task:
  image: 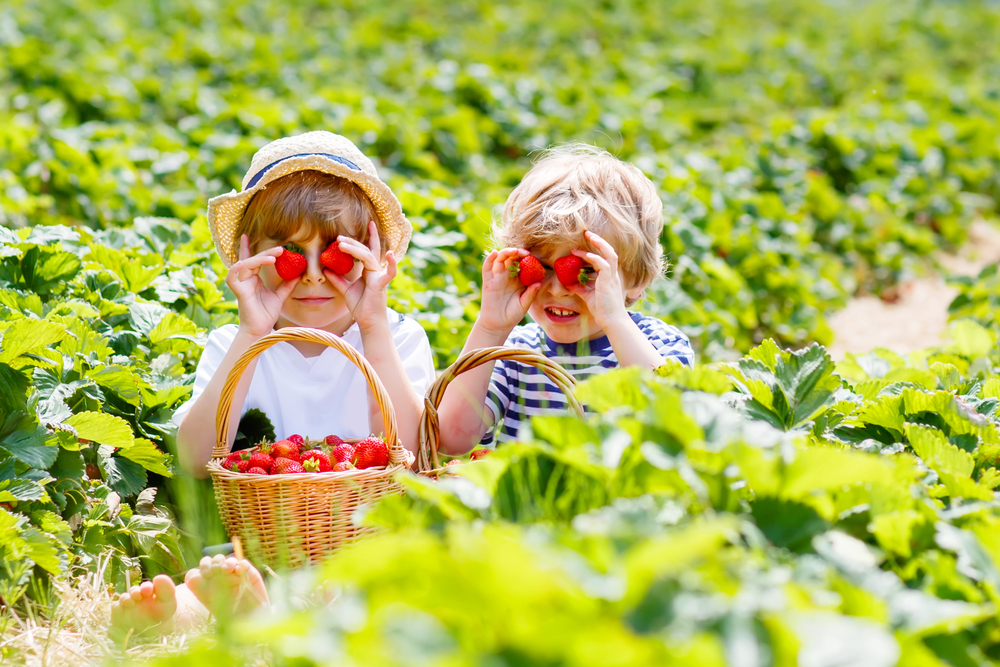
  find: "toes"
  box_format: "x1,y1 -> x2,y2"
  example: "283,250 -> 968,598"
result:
119,593 -> 135,609
129,586 -> 144,603
139,580 -> 155,599
152,574 -> 177,604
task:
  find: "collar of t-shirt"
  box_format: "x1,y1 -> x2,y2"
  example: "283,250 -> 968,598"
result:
538,311 -> 643,358
272,308 -> 404,363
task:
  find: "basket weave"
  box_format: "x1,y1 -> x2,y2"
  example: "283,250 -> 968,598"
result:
417,347 -> 585,474
207,327 -> 407,568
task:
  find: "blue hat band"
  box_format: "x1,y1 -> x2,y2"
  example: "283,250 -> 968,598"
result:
245,153 -> 362,189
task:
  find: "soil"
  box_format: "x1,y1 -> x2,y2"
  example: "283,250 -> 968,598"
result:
827,220 -> 1000,360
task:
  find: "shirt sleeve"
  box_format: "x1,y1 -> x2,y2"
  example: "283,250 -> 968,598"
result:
392,317 -> 437,398
639,316 -> 696,367
170,325 -> 238,428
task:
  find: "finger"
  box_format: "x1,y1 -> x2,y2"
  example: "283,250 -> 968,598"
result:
482,250 -> 499,279
584,231 -> 619,261
326,272 -> 350,296
381,250 -> 397,287
572,249 -> 612,272
366,220 -> 382,258
518,282 -> 542,309
495,247 -> 526,274
337,236 -> 381,272
274,275 -> 301,302
239,235 -> 250,262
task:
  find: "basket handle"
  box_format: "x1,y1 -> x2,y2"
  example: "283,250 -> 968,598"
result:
211,327 -> 402,464
417,347 -> 584,472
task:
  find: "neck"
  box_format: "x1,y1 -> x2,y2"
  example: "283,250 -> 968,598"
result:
274,311 -> 357,357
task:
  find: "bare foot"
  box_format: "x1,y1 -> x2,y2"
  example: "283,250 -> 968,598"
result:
185,555 -> 269,617
109,574 -> 177,639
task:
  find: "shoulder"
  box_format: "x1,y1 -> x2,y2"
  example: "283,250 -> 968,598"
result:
204,324 -> 240,351
630,312 -> 689,342
387,309 -> 430,342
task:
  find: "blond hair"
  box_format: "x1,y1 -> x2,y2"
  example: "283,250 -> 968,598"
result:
493,144 -> 665,304
235,170 -> 384,258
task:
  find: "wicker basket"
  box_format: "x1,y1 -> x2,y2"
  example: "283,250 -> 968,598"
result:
207,327 -> 408,568
416,346 -> 586,474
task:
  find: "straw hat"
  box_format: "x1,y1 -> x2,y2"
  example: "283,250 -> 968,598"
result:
208,131 -> 411,267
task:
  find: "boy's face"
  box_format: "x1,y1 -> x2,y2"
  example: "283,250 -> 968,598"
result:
526,242 -> 630,344
256,232 -> 366,334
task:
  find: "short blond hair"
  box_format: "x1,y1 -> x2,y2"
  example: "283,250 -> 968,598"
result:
236,170 -> 385,259
493,145 -> 665,304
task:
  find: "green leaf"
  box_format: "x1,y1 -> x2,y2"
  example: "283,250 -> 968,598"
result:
0,478 -> 46,502
104,456 -> 148,497
774,343 -> 840,427
19,246 -> 82,296
0,318 -> 67,364
119,438 -> 172,477
575,366 -> 649,412
65,411 -> 135,449
147,311 -> 200,347
128,300 -> 169,336
86,365 -> 148,406
751,497 -> 828,550
0,362 -> 29,417
948,319 -> 994,358
0,418 -> 58,469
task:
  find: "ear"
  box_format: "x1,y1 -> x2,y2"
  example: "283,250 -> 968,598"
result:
625,282 -> 646,302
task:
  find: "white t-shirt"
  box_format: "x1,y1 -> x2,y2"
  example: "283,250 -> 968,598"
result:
172,310 -> 435,441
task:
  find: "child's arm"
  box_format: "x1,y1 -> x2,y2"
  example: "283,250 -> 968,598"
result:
176,236 -> 299,476
569,230 -> 670,369
329,222 -> 424,454
435,248 -> 542,455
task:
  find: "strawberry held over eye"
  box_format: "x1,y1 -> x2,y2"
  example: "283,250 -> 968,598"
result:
320,241 -> 357,275
554,256 -> 591,287
274,244 -> 307,281
509,255 -> 545,286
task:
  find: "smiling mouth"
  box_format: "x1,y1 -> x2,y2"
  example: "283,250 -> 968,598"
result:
545,306 -> 579,319
295,296 -> 333,305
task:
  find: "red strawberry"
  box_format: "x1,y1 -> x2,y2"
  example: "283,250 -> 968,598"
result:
320,241 -> 356,275
247,467 -> 268,475
352,436 -> 389,469
445,459 -> 462,467
85,463 -> 101,480
301,450 -> 331,472
470,449 -> 491,460
332,461 -> 355,472
271,457 -> 305,474
271,439 -> 301,461
287,434 -> 305,447
248,452 -> 273,473
332,442 -> 355,463
223,451 -> 247,469
325,434 -> 346,448
553,255 -> 591,286
274,244 -> 307,281
228,459 -> 252,473
509,255 -> 545,286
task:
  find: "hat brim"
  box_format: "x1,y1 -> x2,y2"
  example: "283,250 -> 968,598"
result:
208,154 -> 411,267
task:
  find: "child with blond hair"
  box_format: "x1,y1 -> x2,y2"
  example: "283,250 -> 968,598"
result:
436,144 -> 694,451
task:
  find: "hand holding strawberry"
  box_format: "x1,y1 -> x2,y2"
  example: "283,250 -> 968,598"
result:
477,248 -> 542,338
565,231 -> 631,331
325,221 -> 396,332
226,234 -> 299,337
320,241 -> 358,275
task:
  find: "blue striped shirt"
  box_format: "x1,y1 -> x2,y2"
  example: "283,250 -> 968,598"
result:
483,312 -> 695,445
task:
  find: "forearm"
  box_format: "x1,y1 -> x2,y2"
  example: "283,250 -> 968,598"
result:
604,318 -> 666,370
435,321 -> 511,456
359,321 -> 424,454
176,330 -> 262,477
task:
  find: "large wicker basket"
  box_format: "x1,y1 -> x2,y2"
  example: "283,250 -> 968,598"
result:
416,347 -> 585,474
207,327 -> 408,568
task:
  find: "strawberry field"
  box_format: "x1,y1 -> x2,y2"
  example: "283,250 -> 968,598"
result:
3,0 -> 1000,664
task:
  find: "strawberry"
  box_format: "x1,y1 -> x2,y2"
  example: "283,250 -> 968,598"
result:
228,459 -> 252,473
248,452 -> 273,473
445,459 -> 462,467
274,244 -> 307,281
332,461 -> 355,472
325,434 -> 346,448
470,449 -> 492,460
247,467 -> 268,475
331,442 -> 355,463
320,241 -> 356,275
223,451 -> 247,469
287,434 -> 305,447
85,463 -> 101,480
553,255 -> 591,286
352,436 -> 389,469
301,450 -> 331,472
509,255 -> 545,286
271,439 -> 301,461
271,457 -> 305,474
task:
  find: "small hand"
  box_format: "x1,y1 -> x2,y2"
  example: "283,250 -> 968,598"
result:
327,221 -> 395,330
568,231 -> 630,330
477,248 -> 541,337
227,235 -> 299,337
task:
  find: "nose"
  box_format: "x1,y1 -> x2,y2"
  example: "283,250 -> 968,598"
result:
299,249 -> 326,284
544,272 -> 571,296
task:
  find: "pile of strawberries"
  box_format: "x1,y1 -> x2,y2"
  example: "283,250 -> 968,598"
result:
221,433 -> 390,475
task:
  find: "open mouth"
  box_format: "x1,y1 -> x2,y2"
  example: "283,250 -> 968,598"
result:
544,306 -> 579,322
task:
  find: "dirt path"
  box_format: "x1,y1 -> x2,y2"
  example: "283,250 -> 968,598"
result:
827,221 -> 1000,360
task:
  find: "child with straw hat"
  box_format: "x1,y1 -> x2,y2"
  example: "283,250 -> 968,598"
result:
111,131 -> 435,637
